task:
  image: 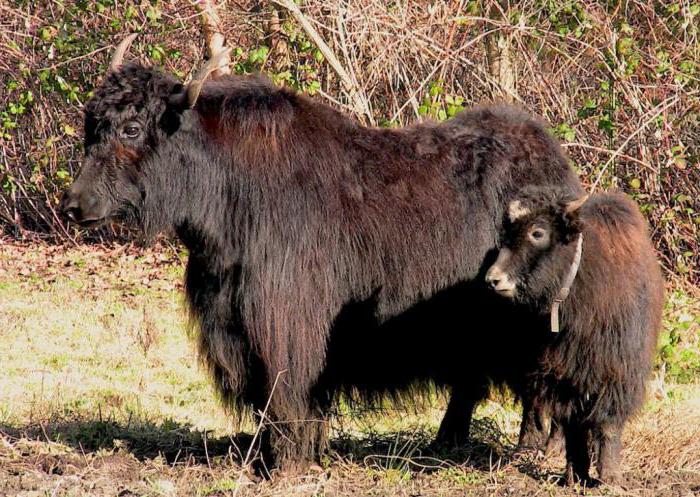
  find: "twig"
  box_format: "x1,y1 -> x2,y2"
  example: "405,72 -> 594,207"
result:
232,369 -> 286,497
271,0 -> 374,124
203,429 -> 212,471
591,95 -> 679,191
39,45 -> 113,71
561,143 -> 656,171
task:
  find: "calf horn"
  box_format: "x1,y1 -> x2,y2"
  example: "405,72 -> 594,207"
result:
109,33 -> 138,72
565,194 -> 589,213
186,48 -> 232,108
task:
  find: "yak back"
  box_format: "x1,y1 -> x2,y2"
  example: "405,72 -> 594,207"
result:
191,75 -> 581,319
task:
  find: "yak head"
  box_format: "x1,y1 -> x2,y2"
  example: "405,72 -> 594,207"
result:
485,186 -> 588,303
60,34 -> 228,228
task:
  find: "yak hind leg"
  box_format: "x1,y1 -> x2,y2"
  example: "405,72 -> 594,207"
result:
517,399 -> 549,451
594,422 -> 623,485
434,382 -> 489,448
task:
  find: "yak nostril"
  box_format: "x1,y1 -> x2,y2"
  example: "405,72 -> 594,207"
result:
489,278 -> 501,288
60,192 -> 81,222
62,205 -> 80,222
85,195 -> 98,209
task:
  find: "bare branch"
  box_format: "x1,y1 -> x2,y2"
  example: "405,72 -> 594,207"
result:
271,0 -> 374,125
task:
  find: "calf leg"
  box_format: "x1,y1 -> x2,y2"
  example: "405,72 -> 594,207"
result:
563,421 -> 591,485
435,382 -> 488,447
595,423 -> 622,484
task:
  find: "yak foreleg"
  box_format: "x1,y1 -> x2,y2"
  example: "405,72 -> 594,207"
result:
594,422 -> 622,484
252,373 -> 330,474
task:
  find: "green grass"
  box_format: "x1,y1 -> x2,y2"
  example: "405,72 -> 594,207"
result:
659,289 -> 700,383
0,278 -> 228,433
0,242 -> 698,497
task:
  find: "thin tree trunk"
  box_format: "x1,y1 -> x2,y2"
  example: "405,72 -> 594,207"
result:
196,0 -> 231,76
268,6 -> 289,70
485,1 -> 517,101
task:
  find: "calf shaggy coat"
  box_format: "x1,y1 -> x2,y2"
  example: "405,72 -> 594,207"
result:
61,55 -> 582,468
486,187 -> 664,483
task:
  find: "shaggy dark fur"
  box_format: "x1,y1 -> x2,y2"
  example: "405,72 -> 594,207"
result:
485,186 -> 664,484
61,62 -> 582,469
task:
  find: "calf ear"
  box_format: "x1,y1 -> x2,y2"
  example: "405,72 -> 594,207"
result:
560,195 -> 587,242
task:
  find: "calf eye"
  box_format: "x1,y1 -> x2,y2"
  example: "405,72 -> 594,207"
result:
121,123 -> 141,139
528,227 -> 549,246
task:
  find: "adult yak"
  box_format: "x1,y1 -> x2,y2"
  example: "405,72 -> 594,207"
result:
61,36 -> 582,470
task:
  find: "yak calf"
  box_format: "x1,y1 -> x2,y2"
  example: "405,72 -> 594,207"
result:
485,186 -> 664,484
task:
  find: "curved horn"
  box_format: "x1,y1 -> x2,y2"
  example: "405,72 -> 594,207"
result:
565,194 -> 589,214
109,33 -> 138,72
186,48 -> 232,108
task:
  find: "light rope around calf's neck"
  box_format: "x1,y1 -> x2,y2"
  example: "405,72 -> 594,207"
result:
550,233 -> 583,333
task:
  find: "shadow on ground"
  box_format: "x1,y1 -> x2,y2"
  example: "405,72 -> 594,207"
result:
2,414 -> 561,484
1,418 -> 252,466
331,416 -> 563,483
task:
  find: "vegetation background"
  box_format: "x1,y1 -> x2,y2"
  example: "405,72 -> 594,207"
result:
0,1 -> 699,495
1,0 -> 698,285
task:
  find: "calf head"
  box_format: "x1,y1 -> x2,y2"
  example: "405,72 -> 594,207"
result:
60,35 -> 229,228
485,186 -> 587,304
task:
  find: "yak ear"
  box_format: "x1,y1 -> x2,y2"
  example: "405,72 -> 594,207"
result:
167,83 -> 189,113
160,84 -> 186,135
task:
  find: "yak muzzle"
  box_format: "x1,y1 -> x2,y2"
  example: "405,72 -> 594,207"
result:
60,186 -> 108,227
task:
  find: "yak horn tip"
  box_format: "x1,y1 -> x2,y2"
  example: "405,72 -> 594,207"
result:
565,194 -> 589,213
109,33 -> 139,72
185,47 -> 233,108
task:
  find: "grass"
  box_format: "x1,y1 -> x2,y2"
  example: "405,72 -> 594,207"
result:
1,241 -> 699,496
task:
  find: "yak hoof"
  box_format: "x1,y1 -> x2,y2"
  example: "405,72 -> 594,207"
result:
430,434 -> 470,452
597,469 -> 622,486
544,434 -> 564,457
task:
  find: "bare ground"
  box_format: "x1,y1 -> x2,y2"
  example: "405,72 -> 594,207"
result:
0,240 -> 698,497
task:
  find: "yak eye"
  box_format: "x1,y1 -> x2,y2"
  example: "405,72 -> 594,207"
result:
532,229 -> 545,239
121,123 -> 141,139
